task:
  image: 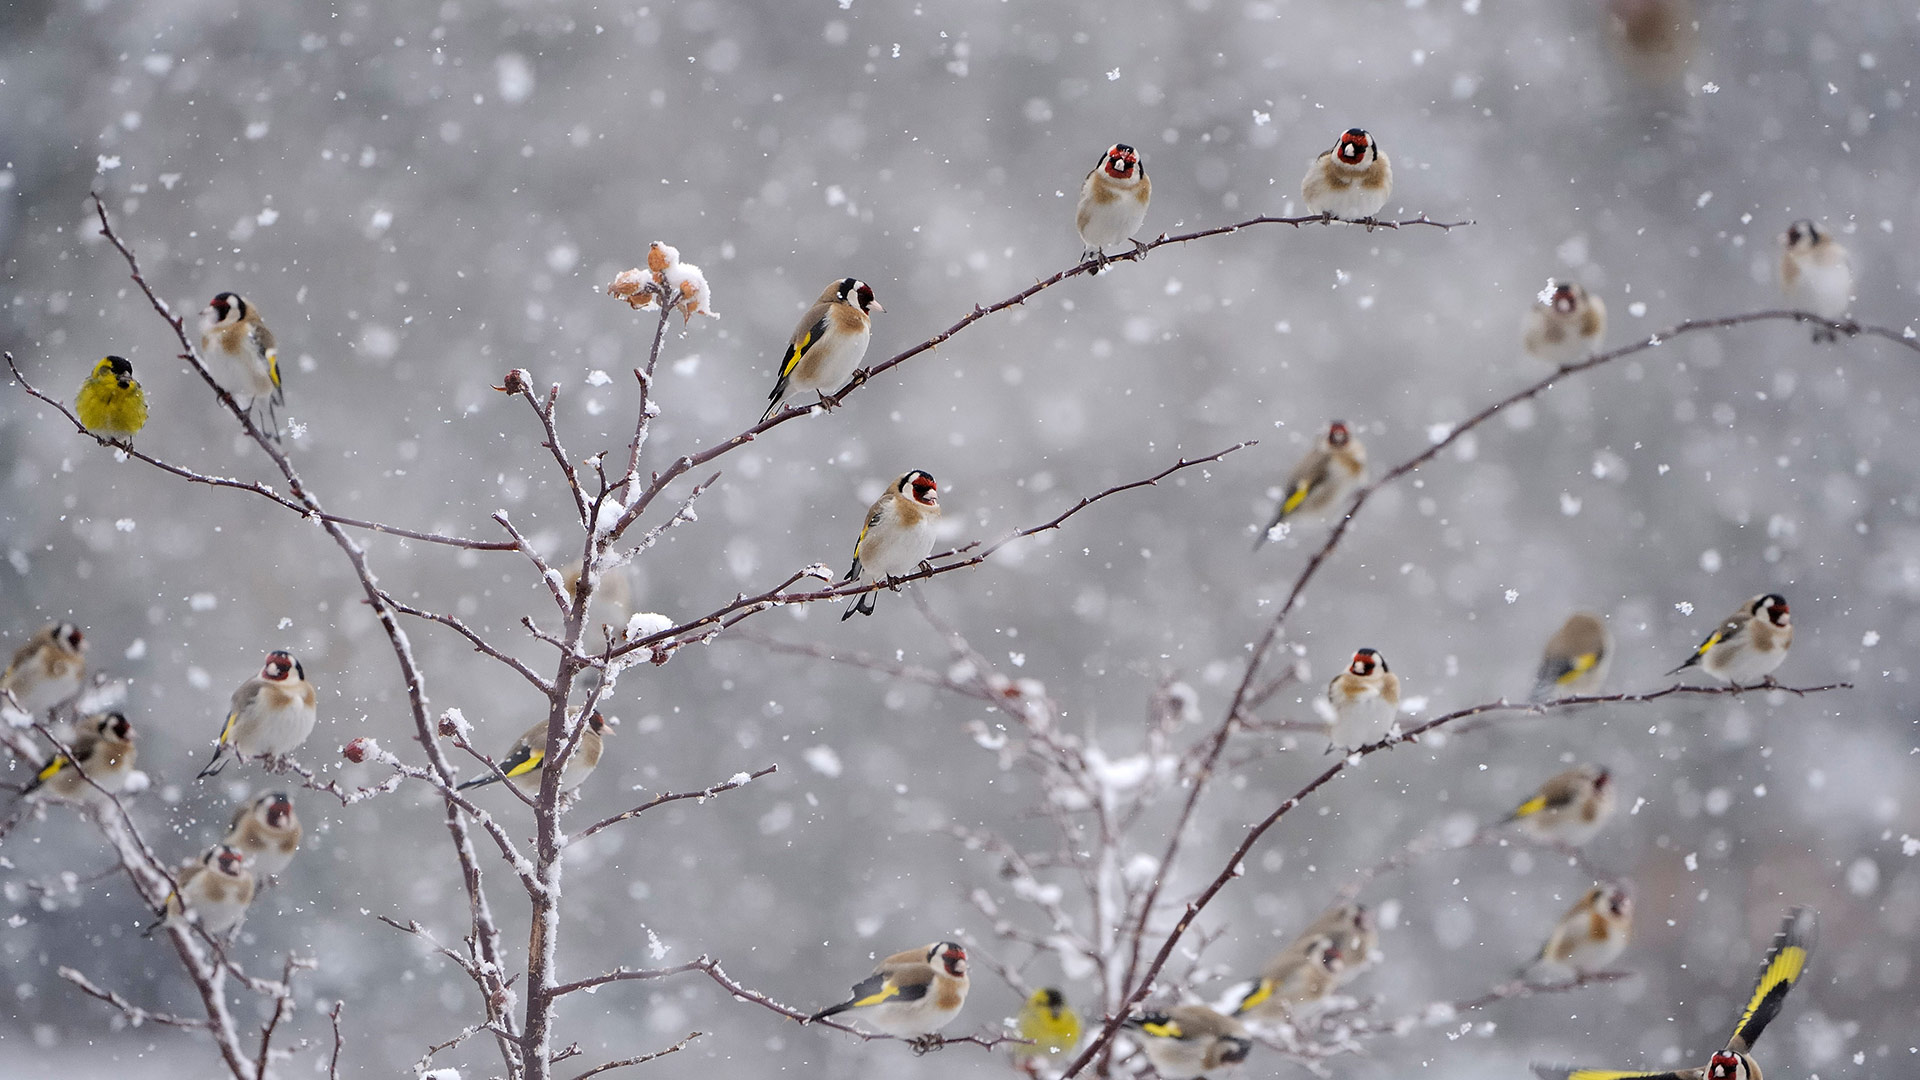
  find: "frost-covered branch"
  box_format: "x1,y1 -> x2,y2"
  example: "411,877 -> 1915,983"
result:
58,966 -> 209,1030
571,764 -> 777,844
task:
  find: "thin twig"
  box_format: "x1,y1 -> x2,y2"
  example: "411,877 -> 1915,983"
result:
568,1031 -> 704,1080
59,966 -> 209,1029
327,1001 -> 345,1080
571,765 -> 777,844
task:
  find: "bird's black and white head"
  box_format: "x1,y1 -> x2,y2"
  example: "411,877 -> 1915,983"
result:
210,844 -> 250,877
1101,143 -> 1140,180
1708,1051 -> 1756,1080
1753,594 -> 1790,628
54,623 -> 86,655
261,650 -> 302,682
1544,281 -> 1583,315
1326,420 -> 1351,448
1783,220 -> 1821,251
831,277 -> 883,315
1334,128 -> 1377,166
99,711 -> 135,743
1348,648 -> 1386,677
205,291 -> 248,326
257,791 -> 295,829
1597,881 -> 1631,919
1218,1035 -> 1254,1065
930,941 -> 967,977
586,711 -> 612,735
1038,986 -> 1066,1017
899,470 -> 939,507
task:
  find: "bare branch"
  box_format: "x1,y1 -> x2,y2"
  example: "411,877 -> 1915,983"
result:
568,1031 -> 704,1080
326,1001 -> 346,1080
613,442 -> 1253,662
255,955 -> 317,1080
59,966 -> 209,1030
571,764 -> 777,844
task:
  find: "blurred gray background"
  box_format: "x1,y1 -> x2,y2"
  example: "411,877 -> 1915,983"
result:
3,0 -> 1917,1076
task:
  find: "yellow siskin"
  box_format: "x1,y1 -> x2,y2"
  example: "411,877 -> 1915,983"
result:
73,356 -> 148,446
1013,986 -> 1082,1070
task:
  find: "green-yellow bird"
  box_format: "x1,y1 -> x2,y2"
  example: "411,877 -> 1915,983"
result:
1013,987 -> 1082,1068
74,355 -> 148,446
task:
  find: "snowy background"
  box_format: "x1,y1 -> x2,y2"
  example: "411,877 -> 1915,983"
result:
3,0 -> 1919,1077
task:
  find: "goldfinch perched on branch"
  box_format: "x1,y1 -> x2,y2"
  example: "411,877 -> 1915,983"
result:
197,651 -> 318,780
1,622 -> 87,716
1076,143 -> 1151,267
808,940 -> 970,1052
1255,420 -> 1367,548
223,791 -> 303,881
197,291 -> 284,436
842,470 -> 941,621
21,711 -> 137,800
1667,594 -> 1792,686
1779,220 -> 1853,342
1327,648 -> 1399,751
1531,612 -> 1613,702
1301,128 -> 1391,221
1012,986 -> 1081,1069
761,277 -> 882,422
456,709 -> 609,794
73,355 -> 148,446
1501,764 -> 1616,847
1301,901 -> 1379,985
1123,1005 -> 1252,1080
1523,281 -> 1608,367
147,844 -> 255,938
1532,906 -> 1816,1080
1227,933 -> 1344,1023
1526,883 -> 1632,980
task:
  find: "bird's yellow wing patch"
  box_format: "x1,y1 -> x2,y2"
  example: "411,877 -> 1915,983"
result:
1280,482 -> 1313,516
1693,630 -> 1723,657
1233,979 -> 1274,1014
850,980 -> 900,1008
36,756 -> 68,783
503,748 -> 545,779
1138,1018 -> 1184,1039
1556,652 -> 1599,684
220,712 -> 240,744
1730,940 -> 1808,1050
1511,794 -> 1548,819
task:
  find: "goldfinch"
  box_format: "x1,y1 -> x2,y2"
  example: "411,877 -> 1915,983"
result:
1012,986 -> 1082,1068
1522,281 -> 1608,367
197,651 -> 318,780
1301,128 -> 1391,221
1532,906 -> 1817,1080
761,277 -> 882,422
1526,883 -> 1632,980
1254,420 -> 1367,547
1300,901 -> 1378,985
1228,934 -> 1344,1023
1,623 -> 87,715
809,940 -> 970,1051
148,844 -> 255,938
21,711 -> 137,800
1076,143 -> 1151,267
1501,764 -> 1616,848
456,708 -> 609,794
223,791 -> 302,880
73,355 -> 148,446
1667,594 -> 1792,686
196,291 -> 284,434
1779,220 -> 1853,342
1123,1005 -> 1252,1080
1531,612 -> 1613,702
841,470 -> 941,620
1327,648 -> 1400,751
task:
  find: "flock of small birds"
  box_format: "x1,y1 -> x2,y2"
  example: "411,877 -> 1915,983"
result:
25,127 -> 1853,1077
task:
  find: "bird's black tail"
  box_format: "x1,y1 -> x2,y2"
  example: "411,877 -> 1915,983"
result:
841,591 -> 877,621
807,999 -> 854,1024
196,745 -> 229,781
455,773 -> 500,792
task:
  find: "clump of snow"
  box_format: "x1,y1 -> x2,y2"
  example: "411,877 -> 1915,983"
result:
606,242 -> 717,322
624,612 -> 674,641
